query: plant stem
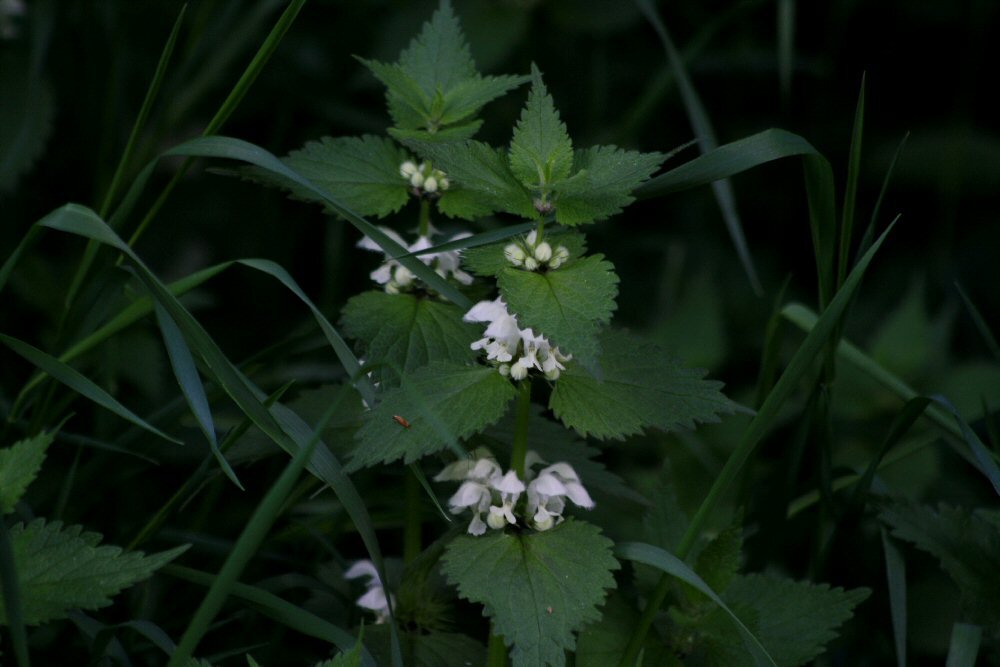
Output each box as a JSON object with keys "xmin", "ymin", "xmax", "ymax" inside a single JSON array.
[
  {"xmin": 0, "ymin": 518, "xmax": 31, "ymax": 667},
  {"xmin": 535, "ymin": 217, "xmax": 545, "ymax": 243},
  {"xmin": 418, "ymin": 198, "xmax": 431, "ymax": 238},
  {"xmin": 403, "ymin": 466, "xmax": 422, "ymax": 565},
  {"xmin": 487, "ymin": 625, "xmax": 508, "ymax": 666},
  {"xmin": 511, "ymin": 379, "xmax": 532, "ymax": 479}
]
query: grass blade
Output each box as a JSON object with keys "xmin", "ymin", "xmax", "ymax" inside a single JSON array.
[
  {"xmin": 857, "ymin": 132, "xmax": 908, "ymax": 259},
  {"xmin": 615, "ymin": 542, "xmax": 777, "ymax": 667},
  {"xmin": 837, "ymin": 75, "xmax": 865, "ymax": 289},
  {"xmin": 880, "ymin": 529, "xmax": 907, "ymax": 667},
  {"xmin": 634, "ymin": 0, "xmax": 761, "ymax": 295},
  {"xmin": 954, "ymin": 281, "xmax": 1000, "ymax": 362},
  {"xmin": 0, "ymin": 226, "xmax": 42, "ymax": 297},
  {"xmin": 0, "ymin": 332, "xmax": 180, "ymax": 444},
  {"xmin": 0, "ymin": 517, "xmax": 30, "ymax": 667},
  {"xmin": 38, "ymin": 203, "xmax": 403, "ymax": 666},
  {"xmin": 402, "ymin": 221, "xmax": 536, "ymax": 258},
  {"xmin": 945, "ymin": 623, "xmax": 982, "ymax": 667},
  {"xmin": 152, "ymin": 299, "xmax": 239, "ymax": 489}
]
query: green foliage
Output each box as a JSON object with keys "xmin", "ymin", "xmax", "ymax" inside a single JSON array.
[
  {"xmin": 551, "ymin": 146, "xmax": 666, "ymax": 226},
  {"xmin": 550, "ymin": 330, "xmax": 735, "ymax": 440},
  {"xmin": 359, "ymin": 0, "xmax": 527, "ymax": 139},
  {"xmin": 693, "ymin": 523, "xmax": 743, "ymax": 594},
  {"xmin": 692, "ymin": 575, "xmax": 870, "ymax": 666},
  {"xmin": 348, "ymin": 362, "xmax": 517, "ymax": 470},
  {"xmin": 440, "ymin": 520, "xmax": 619, "ymax": 667},
  {"xmin": 498, "ymin": 254, "xmax": 619, "ymax": 369},
  {"xmin": 340, "ymin": 291, "xmax": 480, "ymax": 385},
  {"xmin": 880, "ymin": 501, "xmax": 1000, "ymax": 632},
  {"xmin": 0, "ymin": 431, "xmax": 53, "ymax": 513},
  {"xmin": 0, "ymin": 519, "xmax": 187, "ymax": 625},
  {"xmin": 576, "ymin": 593, "xmax": 677, "ymax": 667},
  {"xmin": 235, "ymin": 135, "xmax": 411, "ymax": 218},
  {"xmin": 462, "ymin": 230, "xmax": 588, "ymax": 277},
  {"xmin": 363, "ymin": 625, "xmax": 487, "ymax": 667},
  {"xmin": 509, "ymin": 66, "xmax": 574, "ymax": 189}
]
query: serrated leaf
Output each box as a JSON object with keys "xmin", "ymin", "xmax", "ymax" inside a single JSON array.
[
  {"xmin": 235, "ymin": 135, "xmax": 411, "ymax": 219},
  {"xmin": 0, "ymin": 519, "xmax": 188, "ymax": 625},
  {"xmin": 553, "ymin": 146, "xmax": 665, "ymax": 225},
  {"xmin": 509, "ymin": 66, "xmax": 574, "ymax": 188},
  {"xmin": 462, "ymin": 230, "xmax": 588, "ymax": 277},
  {"xmin": 348, "ymin": 362, "xmax": 517, "ymax": 470},
  {"xmin": 440, "ymin": 520, "xmax": 619, "ymax": 667},
  {"xmin": 436, "ymin": 186, "xmax": 497, "ymax": 220},
  {"xmin": 0, "ymin": 432, "xmax": 54, "ymax": 513},
  {"xmin": 440, "ymin": 74, "xmax": 529, "ymax": 127},
  {"xmin": 0, "ymin": 53, "xmax": 55, "ymax": 193},
  {"xmin": 405, "ymin": 140, "xmax": 537, "ymax": 219},
  {"xmin": 550, "ymin": 330, "xmax": 735, "ymax": 440},
  {"xmin": 360, "ymin": 58, "xmax": 432, "ymax": 130},
  {"xmin": 880, "ymin": 501, "xmax": 1000, "ymax": 631},
  {"xmin": 498, "ymin": 254, "xmax": 618, "ymax": 369},
  {"xmin": 397, "ymin": 0, "xmax": 476, "ymax": 99},
  {"xmin": 388, "ymin": 121, "xmax": 483, "ymax": 145},
  {"xmin": 341, "ymin": 291, "xmax": 480, "ymax": 386},
  {"xmin": 700, "ymin": 574, "xmax": 870, "ymax": 667},
  {"xmin": 694, "ymin": 524, "xmax": 743, "ymax": 594}
]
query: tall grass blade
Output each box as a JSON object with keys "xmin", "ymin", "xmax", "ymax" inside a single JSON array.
[
  {"xmin": 858, "ymin": 132, "xmax": 908, "ymax": 259},
  {"xmin": 954, "ymin": 282, "xmax": 1000, "ymax": 362},
  {"xmin": 618, "ymin": 219, "xmax": 898, "ymax": 667},
  {"xmin": 0, "ymin": 333, "xmax": 180, "ymax": 444},
  {"xmin": 634, "ymin": 0, "xmax": 762, "ymax": 295},
  {"xmin": 0, "ymin": 226, "xmax": 42, "ymax": 297},
  {"xmin": 837, "ymin": 75, "xmax": 865, "ymax": 289},
  {"xmin": 164, "ymin": 564, "xmax": 374, "ymax": 666},
  {"xmin": 945, "ymin": 623, "xmax": 982, "ymax": 667},
  {"xmin": 616, "ymin": 542, "xmax": 777, "ymax": 667},
  {"xmin": 152, "ymin": 299, "xmax": 239, "ymax": 489},
  {"xmin": 38, "ymin": 204, "xmax": 402, "ymax": 665},
  {"xmin": 403, "ymin": 221, "xmax": 536, "ymax": 258},
  {"xmin": 0, "ymin": 517, "xmax": 30, "ymax": 667},
  {"xmin": 880, "ymin": 529, "xmax": 907, "ymax": 667}
]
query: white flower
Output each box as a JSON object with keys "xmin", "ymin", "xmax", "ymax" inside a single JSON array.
[
  {"xmin": 358, "ymin": 227, "xmax": 473, "ymax": 292},
  {"xmin": 533, "ymin": 241, "xmax": 553, "ymax": 262},
  {"xmin": 436, "ymin": 455, "xmax": 502, "ymax": 535},
  {"xmin": 465, "ymin": 299, "xmax": 571, "ymax": 381},
  {"xmin": 344, "ymin": 560, "xmax": 394, "ymax": 623},
  {"xmin": 526, "ymin": 461, "xmax": 594, "ymax": 531},
  {"xmin": 502, "ymin": 230, "xmax": 570, "ymax": 272},
  {"xmin": 549, "ymin": 245, "xmax": 570, "ymax": 269}
]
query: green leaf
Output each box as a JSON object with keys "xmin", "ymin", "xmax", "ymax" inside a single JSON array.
[
  {"xmin": 702, "ymin": 574, "xmax": 870, "ymax": 667},
  {"xmin": 0, "ymin": 53, "xmax": 55, "ymax": 193},
  {"xmin": 0, "ymin": 432, "xmax": 54, "ymax": 514},
  {"xmin": 235, "ymin": 135, "xmax": 411, "ymax": 219},
  {"xmin": 550, "ymin": 330, "xmax": 734, "ymax": 440},
  {"xmin": 498, "ymin": 254, "xmax": 619, "ymax": 369},
  {"xmin": 576, "ymin": 593, "xmax": 677, "ymax": 667},
  {"xmin": 397, "ymin": 0, "xmax": 476, "ymax": 99},
  {"xmin": 553, "ymin": 146, "xmax": 664, "ymax": 226},
  {"xmin": 340, "ymin": 291, "xmax": 480, "ymax": 386},
  {"xmin": 0, "ymin": 519, "xmax": 187, "ymax": 625},
  {"xmin": 694, "ymin": 523, "xmax": 743, "ymax": 594},
  {"xmin": 509, "ymin": 66, "xmax": 574, "ymax": 188},
  {"xmin": 946, "ymin": 623, "xmax": 982, "ymax": 667},
  {"xmin": 462, "ymin": 230, "xmax": 587, "ymax": 278},
  {"xmin": 360, "ymin": 59, "xmax": 432, "ymax": 130},
  {"xmin": 439, "ymin": 74, "xmax": 528, "ymax": 126},
  {"xmin": 405, "ymin": 140, "xmax": 537, "ymax": 219},
  {"xmin": 317, "ymin": 634, "xmax": 364, "ymax": 667},
  {"xmin": 388, "ymin": 121, "xmax": 483, "ymax": 145},
  {"xmin": 879, "ymin": 501, "xmax": 1000, "ymax": 632},
  {"xmin": 348, "ymin": 362, "xmax": 517, "ymax": 470},
  {"xmin": 441, "ymin": 520, "xmax": 619, "ymax": 667}
]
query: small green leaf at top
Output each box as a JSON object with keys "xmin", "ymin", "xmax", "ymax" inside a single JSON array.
[
  {"xmin": 347, "ymin": 362, "xmax": 517, "ymax": 470},
  {"xmin": 552, "ymin": 145, "xmax": 665, "ymax": 226},
  {"xmin": 233, "ymin": 135, "xmax": 410, "ymax": 219},
  {"xmin": 498, "ymin": 254, "xmax": 619, "ymax": 370},
  {"xmin": 550, "ymin": 329, "xmax": 736, "ymax": 440},
  {"xmin": 0, "ymin": 519, "xmax": 188, "ymax": 625},
  {"xmin": 440, "ymin": 519, "xmax": 620, "ymax": 667},
  {"xmin": 509, "ymin": 65, "xmax": 574, "ymax": 189},
  {"xmin": 0, "ymin": 431, "xmax": 54, "ymax": 513},
  {"xmin": 340, "ymin": 291, "xmax": 480, "ymax": 387}
]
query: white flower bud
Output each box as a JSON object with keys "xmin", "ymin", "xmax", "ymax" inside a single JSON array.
[
  {"xmin": 524, "ymin": 256, "xmax": 539, "ymax": 271},
  {"xmin": 533, "ymin": 241, "xmax": 552, "ymax": 262},
  {"xmin": 439, "ymin": 178, "xmax": 450, "ymax": 190},
  {"xmin": 526, "ymin": 230, "xmax": 538, "ymax": 246},
  {"xmin": 410, "ymin": 172, "xmax": 425, "ymax": 188},
  {"xmin": 424, "ymin": 176, "xmax": 438, "ymax": 193},
  {"xmin": 486, "ymin": 507, "xmax": 508, "ymax": 530},
  {"xmin": 394, "ymin": 265, "xmax": 414, "ymax": 287},
  {"xmin": 385, "ymin": 281, "xmax": 400, "ymax": 295},
  {"xmin": 549, "ymin": 245, "xmax": 570, "ymax": 269},
  {"xmin": 399, "ymin": 161, "xmax": 418, "ymax": 179},
  {"xmin": 498, "ymin": 363, "xmax": 511, "ymax": 377},
  {"xmin": 504, "ymin": 244, "xmax": 526, "ymax": 266},
  {"xmin": 544, "ymin": 366, "xmax": 561, "ymax": 381},
  {"xmin": 510, "ymin": 359, "xmax": 529, "ymax": 380},
  {"xmin": 533, "ymin": 512, "xmax": 555, "ymax": 532}
]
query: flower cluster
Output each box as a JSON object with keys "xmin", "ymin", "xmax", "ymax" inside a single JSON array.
[
  {"xmin": 435, "ymin": 450, "xmax": 594, "ymax": 535},
  {"xmin": 358, "ymin": 226, "xmax": 473, "ymax": 294},
  {"xmin": 504, "ymin": 230, "xmax": 570, "ymax": 272},
  {"xmin": 400, "ymin": 160, "xmax": 449, "ymax": 195},
  {"xmin": 464, "ymin": 297, "xmax": 572, "ymax": 380},
  {"xmin": 343, "ymin": 560, "xmax": 394, "ymax": 624}
]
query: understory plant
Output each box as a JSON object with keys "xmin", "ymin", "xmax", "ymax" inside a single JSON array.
[{"xmin": 2, "ymin": 1, "xmax": 998, "ymax": 666}]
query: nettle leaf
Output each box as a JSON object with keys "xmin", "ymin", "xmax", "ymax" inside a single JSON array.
[
  {"xmin": 397, "ymin": 0, "xmax": 476, "ymax": 99},
  {"xmin": 408, "ymin": 140, "xmax": 537, "ymax": 219},
  {"xmin": 0, "ymin": 519, "xmax": 188, "ymax": 625},
  {"xmin": 550, "ymin": 330, "xmax": 735, "ymax": 440},
  {"xmin": 696, "ymin": 574, "xmax": 870, "ymax": 667},
  {"xmin": 235, "ymin": 135, "xmax": 410, "ymax": 219},
  {"xmin": 347, "ymin": 362, "xmax": 516, "ymax": 470},
  {"xmin": 694, "ymin": 523, "xmax": 744, "ymax": 595},
  {"xmin": 552, "ymin": 146, "xmax": 665, "ymax": 226},
  {"xmin": 341, "ymin": 291, "xmax": 480, "ymax": 386},
  {"xmin": 439, "ymin": 74, "xmax": 528, "ymax": 127},
  {"xmin": 360, "ymin": 58, "xmax": 432, "ymax": 130},
  {"xmin": 388, "ymin": 121, "xmax": 483, "ymax": 145},
  {"xmin": 462, "ymin": 230, "xmax": 588, "ymax": 277},
  {"xmin": 509, "ymin": 66, "xmax": 574, "ymax": 188},
  {"xmin": 880, "ymin": 501, "xmax": 1000, "ymax": 631},
  {"xmin": 440, "ymin": 520, "xmax": 619, "ymax": 667},
  {"xmin": 498, "ymin": 254, "xmax": 619, "ymax": 369},
  {"xmin": 0, "ymin": 431, "xmax": 54, "ymax": 513}
]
